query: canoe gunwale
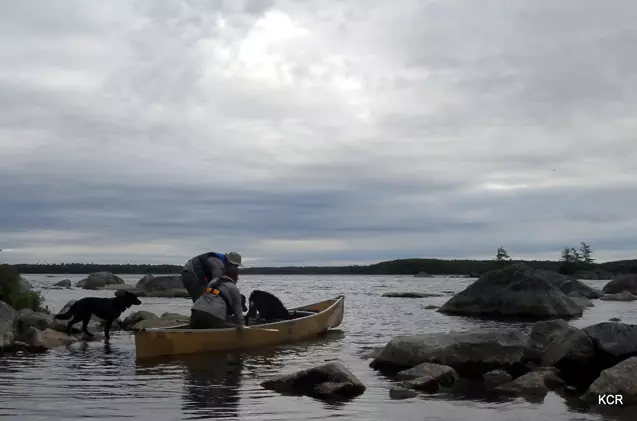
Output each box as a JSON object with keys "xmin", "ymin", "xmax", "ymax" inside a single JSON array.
[{"xmin": 135, "ymin": 294, "xmax": 344, "ymax": 333}]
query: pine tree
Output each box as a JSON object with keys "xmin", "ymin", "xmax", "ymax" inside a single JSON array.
[
  {"xmin": 495, "ymin": 246, "xmax": 511, "ymax": 261},
  {"xmin": 579, "ymin": 242, "xmax": 593, "ymax": 263}
]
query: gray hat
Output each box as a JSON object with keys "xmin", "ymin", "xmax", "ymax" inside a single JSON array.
[{"xmin": 225, "ymin": 251, "xmax": 243, "ymax": 267}]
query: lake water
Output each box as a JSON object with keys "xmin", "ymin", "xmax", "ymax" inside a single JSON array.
[{"xmin": 1, "ymin": 274, "xmax": 636, "ymax": 421}]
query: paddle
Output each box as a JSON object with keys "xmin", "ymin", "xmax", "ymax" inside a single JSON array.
[{"xmin": 241, "ymin": 326, "xmax": 279, "ymax": 332}]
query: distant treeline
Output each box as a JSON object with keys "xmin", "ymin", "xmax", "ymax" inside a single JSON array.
[{"xmin": 11, "ymin": 258, "xmax": 637, "ymax": 276}]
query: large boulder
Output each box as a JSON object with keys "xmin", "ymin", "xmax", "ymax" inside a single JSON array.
[
  {"xmin": 582, "ymin": 356, "xmax": 637, "ymax": 405},
  {"xmin": 582, "ymin": 322, "xmax": 637, "ymax": 366},
  {"xmin": 536, "ymin": 270, "xmax": 603, "ymax": 299},
  {"xmin": 76, "ymin": 272, "xmax": 125, "ymax": 289},
  {"xmin": 136, "ymin": 274, "xmax": 183, "ymax": 291},
  {"xmin": 0, "ymin": 301, "xmax": 16, "ymax": 350},
  {"xmin": 438, "ymin": 263, "xmax": 583, "ymax": 320},
  {"xmin": 602, "ymin": 275, "xmax": 637, "ymax": 295},
  {"xmin": 540, "ymin": 326, "xmax": 596, "ymax": 386},
  {"xmin": 261, "ymin": 361, "xmax": 366, "ymax": 400},
  {"xmin": 370, "ymin": 328, "xmax": 530, "ymax": 377}
]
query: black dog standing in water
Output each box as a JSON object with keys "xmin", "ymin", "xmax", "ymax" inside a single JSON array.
[
  {"xmin": 54, "ymin": 290, "xmax": 142, "ymax": 342},
  {"xmin": 244, "ymin": 290, "xmax": 293, "ymax": 325}
]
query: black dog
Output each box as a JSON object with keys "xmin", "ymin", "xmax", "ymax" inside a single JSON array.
[
  {"xmin": 244, "ymin": 290, "xmax": 292, "ymax": 326},
  {"xmin": 54, "ymin": 290, "xmax": 142, "ymax": 342}
]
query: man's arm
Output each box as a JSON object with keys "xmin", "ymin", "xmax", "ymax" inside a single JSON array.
[
  {"xmin": 206, "ymin": 256, "xmax": 225, "ymax": 279},
  {"xmin": 227, "ymin": 284, "xmax": 245, "ymax": 326}
]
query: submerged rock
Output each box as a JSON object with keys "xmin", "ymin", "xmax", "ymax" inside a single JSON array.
[
  {"xmin": 370, "ymin": 328, "xmax": 529, "ymax": 377},
  {"xmin": 261, "ymin": 361, "xmax": 366, "ymax": 399},
  {"xmin": 389, "ymin": 386, "xmax": 418, "ymax": 399},
  {"xmin": 382, "ymin": 292, "xmax": 442, "ymax": 298},
  {"xmin": 438, "ymin": 263, "xmax": 583, "ymax": 320}
]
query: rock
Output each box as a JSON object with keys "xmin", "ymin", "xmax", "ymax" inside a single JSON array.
[
  {"xmin": 76, "ymin": 272, "xmax": 125, "ymax": 289},
  {"xmin": 401, "ymin": 376, "xmax": 439, "ymax": 393},
  {"xmin": 537, "ymin": 270, "xmax": 603, "ymax": 299},
  {"xmin": 382, "ymin": 292, "xmax": 442, "ymax": 298},
  {"xmin": 136, "ymin": 274, "xmax": 183, "ymax": 291},
  {"xmin": 601, "ymin": 291, "xmax": 636, "ymax": 301},
  {"xmin": 582, "ymin": 356, "xmax": 637, "ymax": 405},
  {"xmin": 360, "ymin": 346, "xmax": 384, "ymax": 360},
  {"xmin": 414, "ymin": 272, "xmax": 432, "ymax": 278},
  {"xmin": 437, "ymin": 263, "xmax": 583, "ymax": 320},
  {"xmin": 53, "ymin": 279, "xmax": 71, "ymax": 287},
  {"xmin": 395, "ymin": 362, "xmax": 458, "ymax": 387},
  {"xmin": 610, "ymin": 317, "xmax": 621, "ymax": 322},
  {"xmin": 424, "ymin": 305, "xmax": 439, "ymax": 310},
  {"xmin": 14, "ymin": 309, "xmax": 52, "ymax": 339},
  {"xmin": 260, "ymin": 361, "xmax": 366, "ymax": 399},
  {"xmin": 99, "ymin": 284, "xmax": 138, "ymax": 291},
  {"xmin": 26, "ymin": 327, "xmax": 77, "ymax": 351},
  {"xmin": 0, "ymin": 301, "xmax": 16, "ymax": 350},
  {"xmin": 526, "ymin": 319, "xmax": 570, "ymax": 360},
  {"xmin": 602, "ymin": 274, "xmax": 637, "ymax": 294},
  {"xmin": 583, "ymin": 322, "xmax": 637, "ymax": 364},
  {"xmin": 370, "ymin": 328, "xmax": 529, "ymax": 377},
  {"xmin": 540, "ymin": 326, "xmax": 596, "ymax": 386},
  {"xmin": 129, "ymin": 312, "xmax": 189, "ymax": 330},
  {"xmin": 121, "ymin": 310, "xmax": 158, "ymax": 329},
  {"xmin": 495, "ymin": 372, "xmax": 549, "ymax": 396},
  {"xmin": 567, "ymin": 292, "xmax": 594, "ymax": 308},
  {"xmin": 389, "ymin": 386, "xmax": 418, "ymax": 399},
  {"xmin": 141, "ymin": 289, "xmax": 190, "ymax": 298},
  {"xmin": 483, "ymin": 369, "xmax": 513, "ymax": 389}
]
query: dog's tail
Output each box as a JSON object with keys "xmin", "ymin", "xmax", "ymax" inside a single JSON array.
[{"xmin": 53, "ymin": 302, "xmax": 77, "ymax": 320}]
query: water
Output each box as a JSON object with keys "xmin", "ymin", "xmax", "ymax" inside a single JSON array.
[{"xmin": 1, "ymin": 274, "xmax": 636, "ymax": 420}]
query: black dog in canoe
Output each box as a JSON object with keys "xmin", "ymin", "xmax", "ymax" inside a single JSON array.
[
  {"xmin": 244, "ymin": 290, "xmax": 293, "ymax": 326},
  {"xmin": 54, "ymin": 290, "xmax": 142, "ymax": 342}
]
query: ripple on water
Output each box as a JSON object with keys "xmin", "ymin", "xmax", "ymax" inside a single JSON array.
[{"xmin": 1, "ymin": 274, "xmax": 636, "ymax": 420}]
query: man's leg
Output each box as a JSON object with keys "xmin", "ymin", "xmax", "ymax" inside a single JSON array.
[
  {"xmin": 182, "ymin": 270, "xmax": 205, "ymax": 303},
  {"xmin": 190, "ymin": 309, "xmax": 231, "ymax": 329}
]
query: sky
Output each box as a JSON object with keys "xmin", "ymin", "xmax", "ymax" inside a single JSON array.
[{"xmin": 1, "ymin": 0, "xmax": 637, "ymax": 266}]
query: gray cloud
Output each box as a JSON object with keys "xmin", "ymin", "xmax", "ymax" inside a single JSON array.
[{"xmin": 1, "ymin": 0, "xmax": 636, "ymax": 265}]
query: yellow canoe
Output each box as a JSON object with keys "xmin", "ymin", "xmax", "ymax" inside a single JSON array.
[{"xmin": 134, "ymin": 295, "xmax": 345, "ymax": 359}]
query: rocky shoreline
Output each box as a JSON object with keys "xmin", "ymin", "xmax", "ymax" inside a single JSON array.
[{"xmin": 2, "ymin": 262, "xmax": 637, "ymax": 411}]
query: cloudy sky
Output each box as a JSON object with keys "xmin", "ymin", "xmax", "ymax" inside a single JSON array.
[{"xmin": 1, "ymin": 0, "xmax": 636, "ymax": 266}]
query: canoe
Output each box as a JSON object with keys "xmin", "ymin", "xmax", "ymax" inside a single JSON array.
[{"xmin": 134, "ymin": 295, "xmax": 345, "ymax": 359}]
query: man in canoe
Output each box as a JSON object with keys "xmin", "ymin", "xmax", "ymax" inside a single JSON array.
[
  {"xmin": 182, "ymin": 251, "xmax": 243, "ymax": 302},
  {"xmin": 190, "ymin": 256, "xmax": 246, "ymax": 330}
]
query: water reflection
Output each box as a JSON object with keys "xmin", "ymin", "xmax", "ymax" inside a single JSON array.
[{"xmin": 181, "ymin": 353, "xmax": 243, "ymax": 420}]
